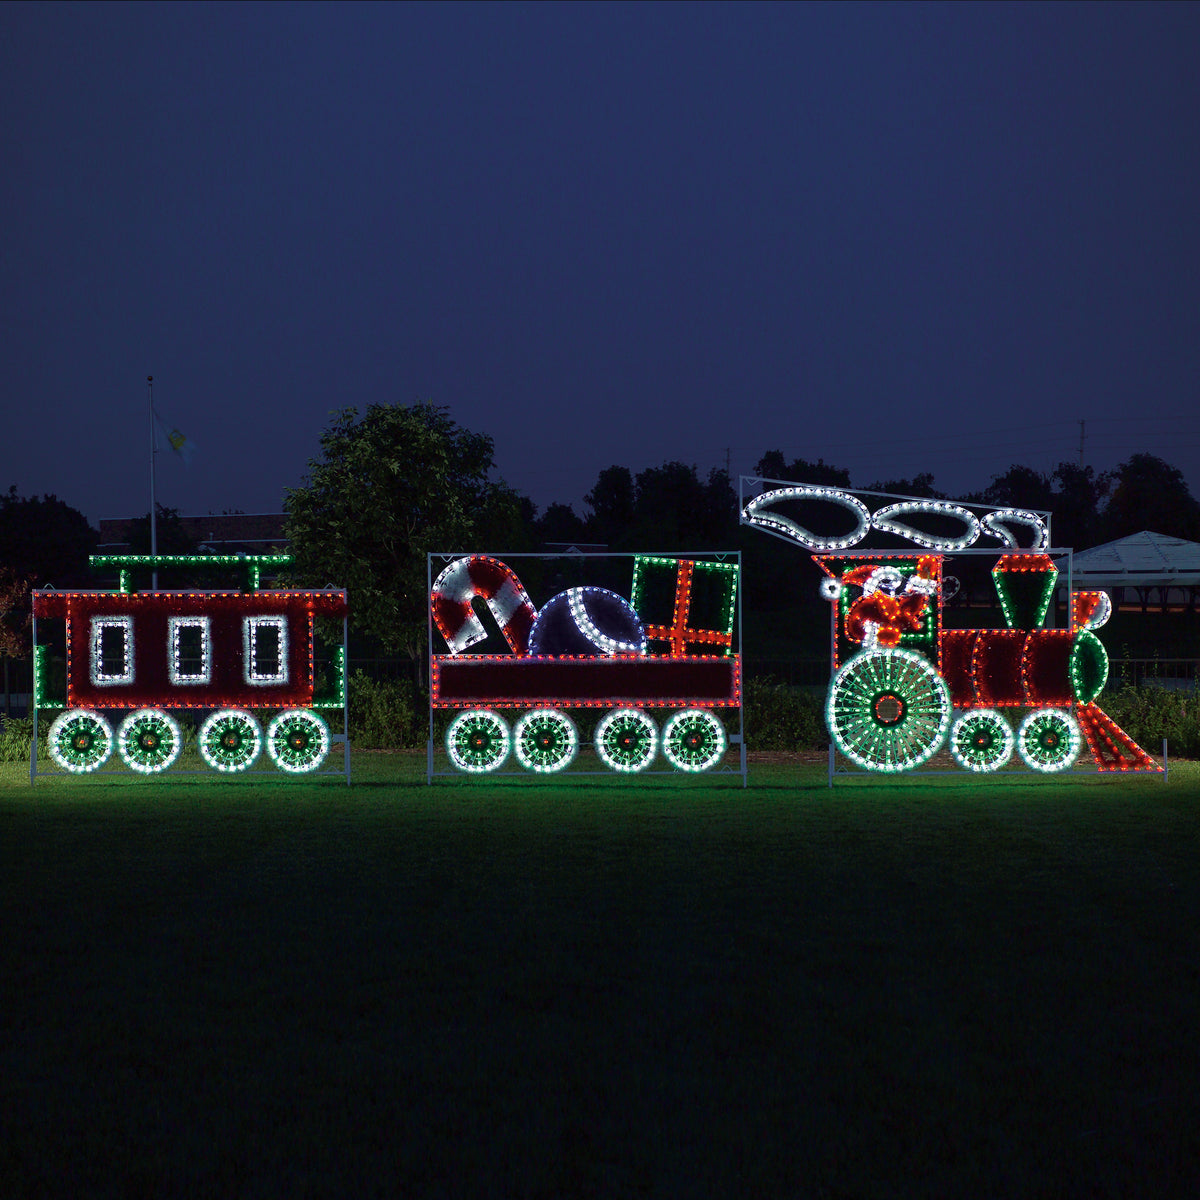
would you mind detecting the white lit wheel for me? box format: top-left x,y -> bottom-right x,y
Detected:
662,709 -> 727,772
1017,709 -> 1081,773
446,709 -> 510,773
118,709 -> 183,773
594,708 -> 658,773
827,648 -> 951,772
949,709 -> 1014,773
267,710 -> 330,774
48,709 -> 114,774
199,709 -> 262,773
513,709 -> 578,773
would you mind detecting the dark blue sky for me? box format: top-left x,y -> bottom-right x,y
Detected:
4,1 -> 1198,528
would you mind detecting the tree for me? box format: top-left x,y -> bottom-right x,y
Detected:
1101,454 -> 1200,543
283,403 -> 521,662
863,472 -> 943,499
1049,463 -> 1109,550
754,452 -> 851,488
0,487 -> 96,588
584,466 -> 635,545
977,464 -> 1054,514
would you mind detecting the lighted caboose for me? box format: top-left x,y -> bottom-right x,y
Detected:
428,553 -> 743,778
31,554 -> 348,778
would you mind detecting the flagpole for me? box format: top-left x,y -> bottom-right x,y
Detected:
148,376 -> 158,588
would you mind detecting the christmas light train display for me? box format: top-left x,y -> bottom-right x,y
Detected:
429,554 -> 742,774
31,555 -> 348,777
742,483 -> 1161,774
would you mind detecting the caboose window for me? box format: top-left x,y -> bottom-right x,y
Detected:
244,616 -> 288,685
168,616 -> 211,685
90,616 -> 134,686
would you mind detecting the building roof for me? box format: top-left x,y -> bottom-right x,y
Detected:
97,513 -> 288,554
1065,531 -> 1200,588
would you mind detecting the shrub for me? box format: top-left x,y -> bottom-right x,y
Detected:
0,715 -> 43,763
348,670 -> 424,749
1100,684 -> 1200,760
743,676 -> 823,752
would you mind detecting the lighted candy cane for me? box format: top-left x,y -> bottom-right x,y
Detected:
431,556 -> 538,655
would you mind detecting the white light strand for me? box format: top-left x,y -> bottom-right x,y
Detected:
90,616 -> 134,686
244,616 -> 289,685
982,509 -> 1050,550
168,616 -> 212,685
567,587 -> 647,655
741,486 -> 871,551
871,502 -> 982,552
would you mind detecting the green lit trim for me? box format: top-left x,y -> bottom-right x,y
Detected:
1069,629 -> 1109,704
90,554 -> 293,593
33,644 -> 65,709
313,645 -> 347,708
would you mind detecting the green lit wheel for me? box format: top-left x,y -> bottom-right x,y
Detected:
118,709 -> 183,773
949,709 -> 1014,773
594,708 -> 658,773
827,648 -> 951,772
267,710 -> 330,773
48,709 -> 114,774
446,709 -> 510,773
198,709 -> 262,773
1017,709 -> 1081,773
662,709 -> 727,772
513,709 -> 578,773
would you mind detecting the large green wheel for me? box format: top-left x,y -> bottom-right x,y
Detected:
1017,709 -> 1080,773
118,709 -> 183,773
198,709 -> 262,773
827,648 -> 951,772
513,709 -> 578,773
446,709 -> 510,773
594,708 -> 658,773
949,709 -> 1014,773
662,709 -> 726,772
267,710 -> 330,773
48,709 -> 114,774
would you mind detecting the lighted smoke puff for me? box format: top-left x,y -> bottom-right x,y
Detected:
527,588 -> 648,656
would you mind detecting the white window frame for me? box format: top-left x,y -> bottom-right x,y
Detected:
91,616 -> 134,686
244,615 -> 289,685
168,616 -> 212,685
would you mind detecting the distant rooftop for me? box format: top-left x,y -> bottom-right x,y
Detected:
97,512 -> 288,554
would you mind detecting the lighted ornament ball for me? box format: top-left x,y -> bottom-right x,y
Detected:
527,588 -> 648,657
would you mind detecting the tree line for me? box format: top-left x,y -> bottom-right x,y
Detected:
3,404 -> 1200,666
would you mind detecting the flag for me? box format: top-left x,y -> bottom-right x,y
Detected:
153,408 -> 198,466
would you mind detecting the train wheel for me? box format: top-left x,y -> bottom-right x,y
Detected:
199,709 -> 262,773
595,708 -> 658,773
513,709 -> 578,773
48,709 -> 114,774
118,709 -> 183,773
267,710 -> 330,774
662,709 -> 726,772
1017,709 -> 1081,773
446,709 -> 510,773
827,648 -> 951,772
949,709 -> 1014,773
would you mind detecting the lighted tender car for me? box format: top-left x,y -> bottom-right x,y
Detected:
31,554 -> 348,776
429,554 -> 742,774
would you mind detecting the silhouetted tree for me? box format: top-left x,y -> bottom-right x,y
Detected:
863,472 -> 943,499
284,403 -> 520,662
1049,463 -> 1110,549
977,464 -> 1054,514
584,466 -> 636,544
754,452 -> 851,487
0,487 -> 96,588
535,502 -> 588,547
1101,454 -> 1200,542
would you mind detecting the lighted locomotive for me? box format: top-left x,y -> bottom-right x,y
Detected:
429,553 -> 742,775
741,482 -> 1161,775
31,554 -> 348,777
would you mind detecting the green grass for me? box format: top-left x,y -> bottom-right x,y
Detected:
3,756 -> 1198,1197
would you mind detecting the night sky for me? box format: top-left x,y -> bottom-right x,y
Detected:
5,1 -> 1199,529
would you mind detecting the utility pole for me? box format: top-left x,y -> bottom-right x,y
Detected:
148,376 -> 158,589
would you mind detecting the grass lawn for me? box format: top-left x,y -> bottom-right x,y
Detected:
2,754 -> 1198,1198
